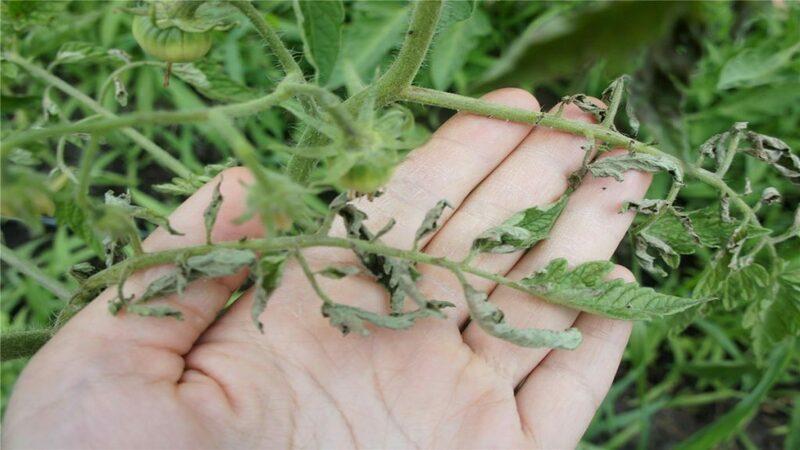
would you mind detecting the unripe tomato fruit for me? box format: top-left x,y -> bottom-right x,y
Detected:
340,162 -> 393,193
132,16 -> 212,63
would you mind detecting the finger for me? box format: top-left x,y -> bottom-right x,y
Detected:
516,266 -> 634,449
42,167 -> 261,371
463,149 -> 652,385
415,101 -> 600,326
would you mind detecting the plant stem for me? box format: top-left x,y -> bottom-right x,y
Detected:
3,53 -> 193,179
400,85 -> 684,171
2,82 -> 296,153
0,329 -> 54,362
228,0 -> 303,76
0,244 -> 72,301
368,0 -> 443,106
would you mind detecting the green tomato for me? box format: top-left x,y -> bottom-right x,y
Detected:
132,16 -> 212,63
340,162 -> 393,193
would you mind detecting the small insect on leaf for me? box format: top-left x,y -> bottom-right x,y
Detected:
252,254 -> 288,333
472,195 -> 567,254
588,152 -> 684,183
203,179 -> 223,244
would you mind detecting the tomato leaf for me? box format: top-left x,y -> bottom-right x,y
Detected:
472,195 -> 567,254
520,258 -> 707,320
294,0 -> 344,84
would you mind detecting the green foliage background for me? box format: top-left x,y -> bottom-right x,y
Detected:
1,1 -> 798,448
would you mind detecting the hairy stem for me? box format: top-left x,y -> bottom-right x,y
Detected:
3,53 -> 193,179
367,0 -> 444,106
0,329 -> 54,362
228,0 -> 303,76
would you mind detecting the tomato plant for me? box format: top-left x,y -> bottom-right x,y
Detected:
1,0 -> 798,447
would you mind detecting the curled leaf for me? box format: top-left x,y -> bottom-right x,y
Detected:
472,195 -> 567,254
414,199 -> 452,246
760,187 -> 782,205
252,254 -> 287,333
459,275 -> 581,349
588,152 -> 683,183
203,180 -> 223,244
742,132 -> 799,184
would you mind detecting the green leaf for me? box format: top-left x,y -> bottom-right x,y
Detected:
520,258 -> 706,320
203,180 -> 223,244
171,60 -> 259,102
478,2 -> 689,87
674,340 -> 794,450
54,198 -> 103,257
749,259 -> 800,360
429,9 -> 490,90
459,275 -> 582,349
294,0 -> 344,84
414,199 -> 452,246
327,2 -> 410,88
696,257 -> 770,310
251,254 -> 287,333
472,195 -> 567,254
635,205 -> 770,276
53,41 -> 128,66
717,42 -> 800,90
436,0 -> 476,31
588,152 -> 683,183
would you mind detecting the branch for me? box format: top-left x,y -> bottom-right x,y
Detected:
368,0 -> 444,106
1,329 -> 53,362
1,81 -> 297,152
2,53 -> 193,179
228,0 -> 303,76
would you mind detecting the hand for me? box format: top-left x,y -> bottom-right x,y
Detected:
4,90 -> 651,450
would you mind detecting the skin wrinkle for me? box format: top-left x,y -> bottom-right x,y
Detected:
370,354 -> 420,449
292,358 -> 360,449
428,354 -> 472,446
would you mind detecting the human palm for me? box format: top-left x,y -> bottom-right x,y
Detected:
4,90 -> 651,449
